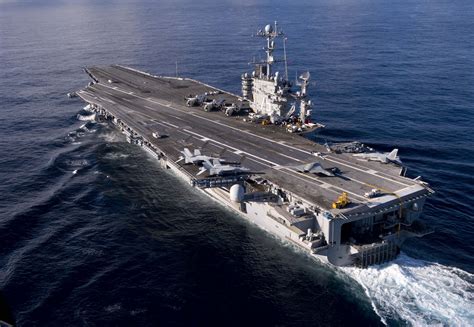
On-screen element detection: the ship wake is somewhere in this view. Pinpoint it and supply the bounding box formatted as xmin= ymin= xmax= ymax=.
xmin=342 ymin=253 xmax=474 ymax=326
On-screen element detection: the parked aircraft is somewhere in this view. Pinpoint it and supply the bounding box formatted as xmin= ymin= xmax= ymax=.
xmin=353 ymin=149 xmax=402 ymax=165
xmin=176 ymin=147 xmax=223 ymax=165
xmin=197 ymin=159 xmax=256 ymax=176
xmin=184 ymin=94 xmax=207 ymax=107
xmin=292 ymin=162 xmax=335 ymax=177
xmin=203 ymin=98 xmax=226 ymax=112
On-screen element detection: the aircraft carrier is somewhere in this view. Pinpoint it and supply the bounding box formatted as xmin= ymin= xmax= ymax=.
xmin=74 ymin=23 xmax=434 ymax=267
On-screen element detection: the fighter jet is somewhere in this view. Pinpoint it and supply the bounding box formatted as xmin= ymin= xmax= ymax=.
xmin=176 ymin=147 xmax=223 ymax=165
xmin=202 ymin=98 xmax=226 ymax=112
xmin=352 ymin=149 xmax=402 ymax=165
xmin=197 ymin=159 xmax=256 ymax=176
xmin=184 ymin=94 xmax=207 ymax=107
xmin=292 ymin=162 xmax=335 ymax=177
xmin=224 ymin=103 xmax=239 ymax=116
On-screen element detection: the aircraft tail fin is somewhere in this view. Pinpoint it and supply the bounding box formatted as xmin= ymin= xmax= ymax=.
xmin=387 ymin=149 xmax=398 ymax=161
xmin=183 ymin=148 xmax=193 ymax=157
xmin=202 ymin=159 xmax=213 ymax=170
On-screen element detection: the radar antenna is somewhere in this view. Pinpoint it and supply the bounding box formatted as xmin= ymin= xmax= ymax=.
xmin=299 ymin=71 xmax=310 ymax=96
xmin=255 ymin=21 xmax=284 ymax=79
xmin=283 ymin=37 xmax=289 ymax=81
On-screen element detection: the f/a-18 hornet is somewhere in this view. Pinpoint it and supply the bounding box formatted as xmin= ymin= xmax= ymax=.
xmin=353 ymin=149 xmax=402 ymax=165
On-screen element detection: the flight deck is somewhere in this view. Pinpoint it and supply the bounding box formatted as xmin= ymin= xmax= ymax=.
xmin=77 ymin=65 xmax=426 ymax=215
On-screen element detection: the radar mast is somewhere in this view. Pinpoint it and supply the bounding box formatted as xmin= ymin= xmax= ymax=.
xmin=255 ymin=21 xmax=284 ymax=79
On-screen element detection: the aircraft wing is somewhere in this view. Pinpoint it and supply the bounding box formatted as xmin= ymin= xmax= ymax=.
xmin=307 ymin=165 xmax=335 ymax=176
xmin=353 ymin=153 xmax=371 ymax=158
xmin=183 ymin=148 xmax=193 ymax=157
xmin=291 ymin=162 xmax=335 ymax=176
xmin=292 ymin=164 xmax=308 ymax=173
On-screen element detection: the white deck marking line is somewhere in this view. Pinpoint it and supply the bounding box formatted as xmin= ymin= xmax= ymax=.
xmin=185 ymin=108 xmax=368 ymax=187
xmin=278 ymin=153 xmax=303 ymax=162
xmin=160 ymin=121 xmax=179 ymax=128
xmin=277 ymin=168 xmax=362 ymax=200
xmin=152 ymin=121 xmax=173 ymax=129
xmin=95 ymin=83 xmax=409 ymax=186
xmin=183 ymin=128 xmax=366 ymax=199
xmin=171 ymin=115 xmax=184 ymax=121
xmin=95 ymin=87 xmax=358 ymax=184
xmin=179 ymin=125 xmax=299 ymax=166
xmin=204 ymin=142 xmax=225 ymax=149
xmin=99 ymin=89 xmax=117 ymax=97
xmin=144 ymin=107 xmax=367 ymax=195
xmin=322 ymin=155 xmax=409 ymax=187
xmin=103 ymin=98 xmax=116 ymax=105
xmin=280 ymin=168 xmax=367 ymax=200
xmin=325 ymin=154 xmax=410 ymax=187
xmin=81 ymin=90 xmax=373 ymax=200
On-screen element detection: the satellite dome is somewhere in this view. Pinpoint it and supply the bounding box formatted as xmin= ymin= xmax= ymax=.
xmin=299 ymin=71 xmax=311 ymax=81
xmin=264 ymin=24 xmax=273 ymax=34
xmin=229 ymin=184 xmax=245 ymax=202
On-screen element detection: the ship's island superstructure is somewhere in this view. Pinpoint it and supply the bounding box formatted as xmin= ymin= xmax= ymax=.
xmin=74 ymin=23 xmax=433 ymax=267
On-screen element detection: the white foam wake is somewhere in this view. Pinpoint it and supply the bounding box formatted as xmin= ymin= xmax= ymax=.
xmin=342 ymin=253 xmax=474 ymax=326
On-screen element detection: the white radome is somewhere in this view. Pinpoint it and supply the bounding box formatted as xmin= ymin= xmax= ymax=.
xmin=229 ymin=184 xmax=245 ymax=202
xmin=264 ymin=24 xmax=273 ymax=34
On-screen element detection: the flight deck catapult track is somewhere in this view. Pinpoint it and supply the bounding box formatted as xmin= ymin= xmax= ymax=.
xmin=74 ymin=25 xmax=433 ymax=268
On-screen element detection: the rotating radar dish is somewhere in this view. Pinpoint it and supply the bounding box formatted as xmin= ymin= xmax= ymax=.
xmin=299 ymin=71 xmax=311 ymax=81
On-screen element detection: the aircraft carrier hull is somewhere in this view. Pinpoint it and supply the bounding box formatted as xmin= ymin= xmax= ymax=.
xmin=75 ymin=65 xmax=433 ymax=267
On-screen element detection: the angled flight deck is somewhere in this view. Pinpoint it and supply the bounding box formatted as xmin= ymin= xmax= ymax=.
xmin=78 ymin=65 xmax=425 ymax=213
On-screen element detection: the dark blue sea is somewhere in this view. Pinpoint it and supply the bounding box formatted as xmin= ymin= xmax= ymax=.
xmin=0 ymin=0 xmax=473 ymax=326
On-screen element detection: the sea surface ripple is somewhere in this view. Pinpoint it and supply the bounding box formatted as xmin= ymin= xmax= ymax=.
xmin=0 ymin=0 xmax=473 ymax=326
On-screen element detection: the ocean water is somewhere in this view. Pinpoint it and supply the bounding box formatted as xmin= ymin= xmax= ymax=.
xmin=0 ymin=0 xmax=473 ymax=326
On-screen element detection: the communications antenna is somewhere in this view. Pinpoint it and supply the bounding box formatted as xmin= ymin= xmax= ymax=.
xmin=283 ymin=37 xmax=289 ymax=81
